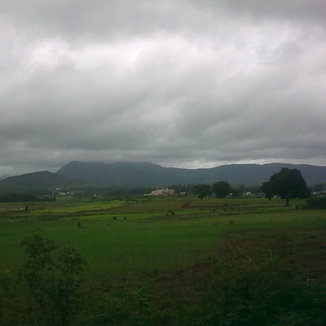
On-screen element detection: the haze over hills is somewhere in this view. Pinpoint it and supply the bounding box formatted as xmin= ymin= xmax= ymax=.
xmin=57 ymin=161 xmax=326 ymax=187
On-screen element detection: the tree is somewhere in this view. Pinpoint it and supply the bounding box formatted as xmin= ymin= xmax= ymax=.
xmin=212 ymin=181 xmax=231 ymax=198
xmin=193 ymin=184 xmax=211 ymax=200
xmin=261 ymin=181 xmax=273 ymax=200
xmin=20 ymin=234 xmax=87 ymax=326
xmin=261 ymin=168 xmax=310 ymax=206
xmin=231 ymin=188 xmax=240 ymax=198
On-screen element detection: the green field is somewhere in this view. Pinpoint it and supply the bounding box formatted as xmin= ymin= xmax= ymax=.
xmin=0 ymin=197 xmax=324 ymax=277
xmin=1 ymin=196 xmax=325 ymax=325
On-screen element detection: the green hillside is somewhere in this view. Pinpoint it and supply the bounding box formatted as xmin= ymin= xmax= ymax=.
xmin=0 ymin=171 xmax=86 ymax=192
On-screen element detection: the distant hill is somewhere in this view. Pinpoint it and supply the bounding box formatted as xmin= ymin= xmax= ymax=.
xmin=0 ymin=175 xmax=11 ymax=181
xmin=57 ymin=161 xmax=326 ymax=187
xmin=0 ymin=171 xmax=86 ymax=192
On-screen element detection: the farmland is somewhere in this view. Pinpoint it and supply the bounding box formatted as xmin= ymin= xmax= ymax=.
xmin=0 ymin=196 xmax=325 ymax=325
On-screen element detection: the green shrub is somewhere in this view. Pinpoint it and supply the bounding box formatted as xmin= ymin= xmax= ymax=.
xmin=19 ymin=234 xmax=87 ymax=326
xmin=305 ymin=197 xmax=326 ymax=209
xmin=202 ymin=259 xmax=326 ymax=326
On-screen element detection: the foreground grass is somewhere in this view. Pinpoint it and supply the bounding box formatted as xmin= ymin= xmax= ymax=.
xmin=2 ymin=225 xmax=325 ymax=325
xmin=0 ymin=197 xmax=325 ymax=325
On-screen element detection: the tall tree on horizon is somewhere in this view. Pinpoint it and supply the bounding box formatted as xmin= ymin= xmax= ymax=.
xmin=212 ymin=181 xmax=231 ymax=198
xmin=261 ymin=168 xmax=310 ymax=206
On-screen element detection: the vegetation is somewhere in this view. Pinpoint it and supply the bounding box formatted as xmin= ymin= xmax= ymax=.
xmin=0 ymin=196 xmax=325 ymax=325
xmin=261 ymin=168 xmax=310 ymax=206
xmin=193 ymin=184 xmax=212 ymax=200
xmin=212 ymin=181 xmax=231 ymax=198
xmin=305 ymin=196 xmax=326 ymax=209
xmin=19 ymin=235 xmax=87 ymax=325
xmin=202 ymin=229 xmax=326 ymax=326
xmin=0 ymin=192 xmax=56 ymax=202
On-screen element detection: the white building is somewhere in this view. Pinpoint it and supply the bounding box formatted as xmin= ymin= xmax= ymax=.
xmin=145 ymin=188 xmax=175 ymax=196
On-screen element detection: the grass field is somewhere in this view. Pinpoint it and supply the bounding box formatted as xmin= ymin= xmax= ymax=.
xmin=0 ymin=197 xmax=324 ymax=277
xmin=0 ymin=196 xmax=325 ymax=325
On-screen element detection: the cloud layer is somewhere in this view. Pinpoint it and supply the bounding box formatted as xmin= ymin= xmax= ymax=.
xmin=1 ymin=0 xmax=326 ymax=175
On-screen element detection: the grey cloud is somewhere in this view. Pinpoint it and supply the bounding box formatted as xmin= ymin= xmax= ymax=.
xmin=0 ymin=0 xmax=326 ymax=175
xmin=2 ymin=1 xmax=325 ymax=41
xmin=1 ymin=0 xmax=204 ymax=42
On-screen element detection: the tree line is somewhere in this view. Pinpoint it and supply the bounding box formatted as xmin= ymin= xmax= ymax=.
xmin=191 ymin=168 xmax=311 ymax=206
xmin=193 ymin=181 xmax=233 ymax=200
xmin=0 ymin=192 xmax=56 ymax=202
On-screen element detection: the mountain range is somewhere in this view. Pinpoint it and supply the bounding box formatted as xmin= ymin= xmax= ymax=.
xmin=57 ymin=161 xmax=326 ymax=187
xmin=0 ymin=161 xmax=325 ymax=192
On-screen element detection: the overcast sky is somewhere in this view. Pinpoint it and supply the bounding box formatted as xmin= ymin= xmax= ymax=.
xmin=1 ymin=0 xmax=326 ymax=175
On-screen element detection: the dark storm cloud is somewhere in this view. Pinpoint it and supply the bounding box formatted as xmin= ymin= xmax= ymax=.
xmin=0 ymin=0 xmax=325 ymax=175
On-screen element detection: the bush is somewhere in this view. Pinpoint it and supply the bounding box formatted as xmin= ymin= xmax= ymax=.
xmin=202 ymin=258 xmax=326 ymax=326
xmin=305 ymin=197 xmax=326 ymax=209
xmin=19 ymin=234 xmax=87 ymax=326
